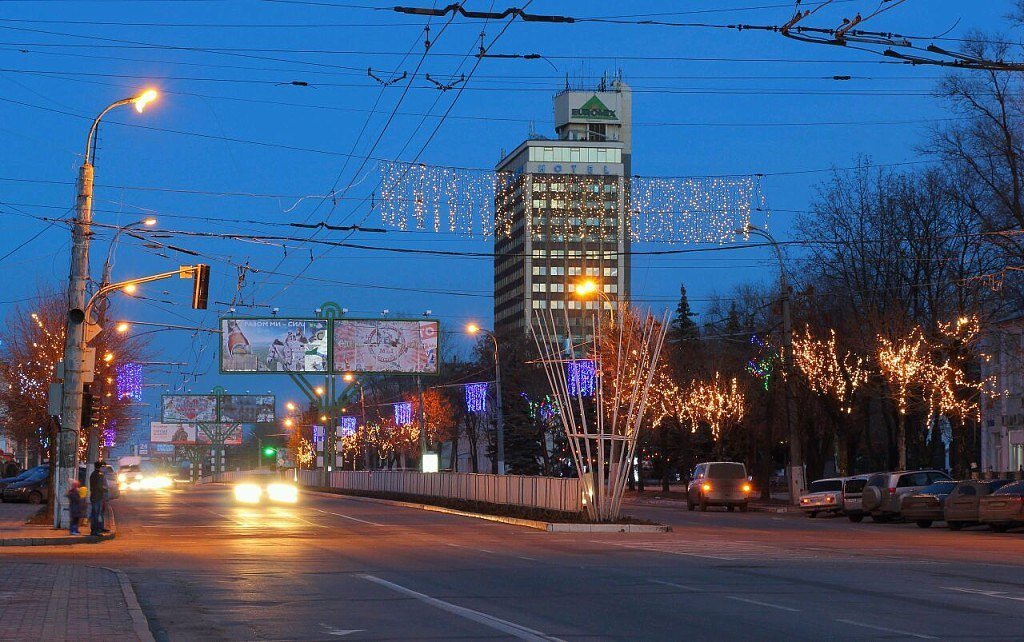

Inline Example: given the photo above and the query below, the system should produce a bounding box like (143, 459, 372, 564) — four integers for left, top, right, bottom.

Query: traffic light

(191, 263, 210, 309)
(263, 446, 276, 457)
(81, 388, 93, 429)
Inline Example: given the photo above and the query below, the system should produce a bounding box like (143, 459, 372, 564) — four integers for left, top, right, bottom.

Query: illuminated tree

(684, 373, 746, 451)
(0, 289, 148, 458)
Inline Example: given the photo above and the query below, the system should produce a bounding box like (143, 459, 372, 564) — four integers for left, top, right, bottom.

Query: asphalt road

(7, 484, 1024, 641)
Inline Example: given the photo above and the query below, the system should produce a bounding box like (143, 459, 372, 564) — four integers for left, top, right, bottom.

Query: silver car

(799, 477, 844, 517)
(842, 474, 873, 522)
(860, 470, 952, 522)
(686, 461, 753, 512)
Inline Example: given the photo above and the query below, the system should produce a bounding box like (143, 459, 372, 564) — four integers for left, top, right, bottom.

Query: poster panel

(161, 395, 217, 423)
(332, 319, 439, 374)
(197, 423, 243, 446)
(219, 394, 276, 423)
(150, 422, 244, 445)
(150, 422, 197, 444)
(221, 318, 329, 373)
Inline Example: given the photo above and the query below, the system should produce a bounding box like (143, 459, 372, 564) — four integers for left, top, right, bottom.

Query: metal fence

(201, 468, 583, 513)
(298, 469, 583, 513)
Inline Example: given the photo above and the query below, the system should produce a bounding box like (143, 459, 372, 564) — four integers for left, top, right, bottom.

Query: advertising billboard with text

(332, 319, 439, 374)
(150, 422, 243, 445)
(218, 394, 276, 423)
(161, 395, 217, 423)
(220, 318, 329, 373)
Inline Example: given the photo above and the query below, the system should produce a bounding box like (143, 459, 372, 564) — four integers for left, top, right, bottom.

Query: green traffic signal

(263, 446, 276, 456)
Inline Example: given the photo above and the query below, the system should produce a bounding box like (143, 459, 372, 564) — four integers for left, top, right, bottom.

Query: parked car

(799, 477, 845, 517)
(0, 465, 48, 498)
(686, 461, 752, 512)
(978, 481, 1024, 532)
(900, 480, 957, 528)
(860, 470, 953, 522)
(1, 467, 49, 504)
(944, 479, 1013, 531)
(842, 474, 873, 522)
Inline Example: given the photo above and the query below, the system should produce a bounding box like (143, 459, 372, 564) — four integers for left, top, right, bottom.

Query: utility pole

(736, 224, 804, 505)
(55, 89, 158, 529)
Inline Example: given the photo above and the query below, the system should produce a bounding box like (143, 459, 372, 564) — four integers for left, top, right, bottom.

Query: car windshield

(707, 463, 746, 479)
(120, 465, 141, 473)
(809, 480, 842, 492)
(844, 479, 866, 493)
(919, 481, 955, 494)
(992, 481, 1024, 496)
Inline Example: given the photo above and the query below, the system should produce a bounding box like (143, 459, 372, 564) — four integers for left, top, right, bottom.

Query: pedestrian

(88, 460, 106, 536)
(99, 461, 113, 534)
(66, 479, 83, 535)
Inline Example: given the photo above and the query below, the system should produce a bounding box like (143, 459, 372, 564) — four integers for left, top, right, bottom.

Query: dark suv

(860, 470, 952, 522)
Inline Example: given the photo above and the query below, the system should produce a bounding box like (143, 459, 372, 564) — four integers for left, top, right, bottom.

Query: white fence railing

(293, 469, 582, 513)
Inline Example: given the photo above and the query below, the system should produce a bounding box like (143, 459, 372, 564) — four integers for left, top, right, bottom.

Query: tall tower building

(494, 78, 632, 342)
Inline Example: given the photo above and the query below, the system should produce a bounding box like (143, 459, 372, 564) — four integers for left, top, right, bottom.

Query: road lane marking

(650, 580, 699, 592)
(943, 587, 1024, 602)
(517, 556, 539, 561)
(835, 619, 937, 639)
(725, 596, 801, 612)
(359, 574, 564, 641)
(309, 507, 383, 526)
(319, 624, 364, 637)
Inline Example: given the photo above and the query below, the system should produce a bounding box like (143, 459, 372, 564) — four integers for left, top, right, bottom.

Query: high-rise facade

(494, 80, 632, 341)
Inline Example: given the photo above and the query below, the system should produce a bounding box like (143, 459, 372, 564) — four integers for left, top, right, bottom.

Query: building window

(532, 266, 547, 276)
(585, 267, 600, 276)
(532, 300, 547, 309)
(604, 284, 617, 293)
(603, 267, 618, 277)
(551, 300, 565, 310)
(551, 267, 565, 276)
(568, 267, 582, 276)
(532, 283, 547, 292)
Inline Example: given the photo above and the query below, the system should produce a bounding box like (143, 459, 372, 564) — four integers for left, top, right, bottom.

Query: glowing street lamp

(465, 322, 505, 474)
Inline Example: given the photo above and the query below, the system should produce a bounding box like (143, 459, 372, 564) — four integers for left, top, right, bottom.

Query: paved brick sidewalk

(0, 563, 152, 641)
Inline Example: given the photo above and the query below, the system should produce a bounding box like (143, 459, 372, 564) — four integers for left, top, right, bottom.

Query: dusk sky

(0, 0, 1014, 427)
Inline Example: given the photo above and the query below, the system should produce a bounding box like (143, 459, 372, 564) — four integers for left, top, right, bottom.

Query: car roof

(810, 477, 845, 483)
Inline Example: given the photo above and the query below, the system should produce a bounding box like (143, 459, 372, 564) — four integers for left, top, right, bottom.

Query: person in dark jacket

(66, 479, 83, 535)
(88, 461, 105, 536)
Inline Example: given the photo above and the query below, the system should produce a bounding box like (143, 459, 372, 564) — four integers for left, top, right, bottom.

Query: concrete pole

(417, 376, 427, 468)
(54, 161, 94, 529)
(487, 331, 506, 475)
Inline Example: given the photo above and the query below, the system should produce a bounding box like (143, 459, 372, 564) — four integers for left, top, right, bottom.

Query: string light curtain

(115, 362, 143, 401)
(377, 160, 763, 244)
(566, 359, 596, 397)
(338, 415, 358, 437)
(394, 401, 413, 426)
(465, 382, 489, 413)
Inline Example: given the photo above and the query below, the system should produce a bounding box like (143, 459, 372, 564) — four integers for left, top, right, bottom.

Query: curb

(627, 498, 800, 514)
(0, 506, 119, 546)
(101, 566, 156, 642)
(307, 489, 672, 533)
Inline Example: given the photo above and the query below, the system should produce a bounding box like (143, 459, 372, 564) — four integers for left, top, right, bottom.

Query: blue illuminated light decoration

(103, 421, 116, 448)
(465, 382, 488, 413)
(115, 362, 143, 401)
(522, 393, 559, 421)
(745, 334, 776, 391)
(339, 416, 357, 437)
(394, 402, 413, 426)
(312, 425, 325, 446)
(566, 359, 596, 397)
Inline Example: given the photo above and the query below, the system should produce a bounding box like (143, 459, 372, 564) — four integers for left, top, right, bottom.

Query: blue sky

(0, 1, 1015, 430)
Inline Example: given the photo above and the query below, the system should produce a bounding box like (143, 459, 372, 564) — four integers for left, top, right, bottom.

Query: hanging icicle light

(566, 359, 597, 397)
(394, 402, 413, 426)
(338, 415, 358, 437)
(465, 382, 489, 413)
(115, 362, 143, 401)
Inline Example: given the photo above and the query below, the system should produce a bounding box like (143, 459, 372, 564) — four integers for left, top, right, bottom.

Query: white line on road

(649, 580, 699, 592)
(359, 574, 564, 642)
(309, 508, 383, 527)
(517, 556, 539, 561)
(725, 596, 801, 612)
(835, 618, 937, 639)
(943, 586, 1024, 603)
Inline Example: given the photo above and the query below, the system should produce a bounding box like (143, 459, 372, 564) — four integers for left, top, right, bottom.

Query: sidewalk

(0, 503, 115, 546)
(0, 562, 153, 641)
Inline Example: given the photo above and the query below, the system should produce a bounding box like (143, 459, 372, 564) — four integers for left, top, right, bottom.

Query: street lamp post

(467, 324, 504, 475)
(736, 223, 804, 505)
(87, 218, 157, 464)
(55, 89, 158, 529)
(343, 374, 368, 470)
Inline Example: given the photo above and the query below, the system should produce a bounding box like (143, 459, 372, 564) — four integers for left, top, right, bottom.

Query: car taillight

(742, 483, 752, 493)
(888, 487, 897, 496)
(702, 483, 712, 492)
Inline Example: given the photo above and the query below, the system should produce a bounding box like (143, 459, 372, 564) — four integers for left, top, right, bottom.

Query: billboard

(221, 318, 329, 373)
(332, 319, 439, 374)
(150, 422, 243, 445)
(162, 395, 217, 423)
(218, 394, 275, 423)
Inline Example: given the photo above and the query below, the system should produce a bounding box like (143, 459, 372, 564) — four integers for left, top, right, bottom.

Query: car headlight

(701, 482, 712, 492)
(234, 483, 262, 504)
(742, 483, 752, 493)
(118, 473, 127, 483)
(267, 483, 298, 504)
